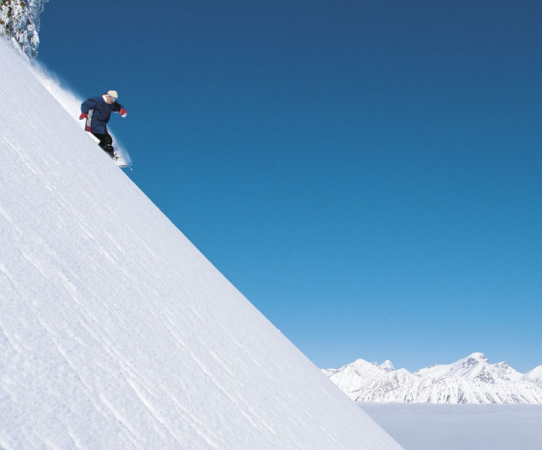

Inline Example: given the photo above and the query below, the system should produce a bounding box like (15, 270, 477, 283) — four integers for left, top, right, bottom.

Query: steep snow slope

(0, 40, 402, 450)
(325, 353, 542, 404)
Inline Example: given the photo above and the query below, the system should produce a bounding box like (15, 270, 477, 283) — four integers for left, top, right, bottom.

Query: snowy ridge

(324, 352, 542, 404)
(0, 0, 48, 57)
(0, 40, 402, 449)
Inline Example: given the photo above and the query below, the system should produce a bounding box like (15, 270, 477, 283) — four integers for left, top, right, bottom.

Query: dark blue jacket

(81, 95, 124, 134)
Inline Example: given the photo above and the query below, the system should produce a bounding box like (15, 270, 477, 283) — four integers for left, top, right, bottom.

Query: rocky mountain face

(1, 0, 48, 57)
(323, 353, 542, 404)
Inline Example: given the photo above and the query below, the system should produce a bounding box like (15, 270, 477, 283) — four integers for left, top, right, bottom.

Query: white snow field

(361, 403, 542, 450)
(0, 40, 403, 450)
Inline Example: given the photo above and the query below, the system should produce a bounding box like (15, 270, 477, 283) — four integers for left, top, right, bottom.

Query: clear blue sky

(38, 0, 542, 372)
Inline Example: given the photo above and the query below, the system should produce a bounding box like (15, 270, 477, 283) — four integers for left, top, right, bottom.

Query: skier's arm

(113, 102, 127, 118)
(81, 98, 97, 114)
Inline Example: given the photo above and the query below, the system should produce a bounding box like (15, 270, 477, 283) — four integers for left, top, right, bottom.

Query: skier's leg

(100, 133, 115, 157)
(91, 132, 115, 157)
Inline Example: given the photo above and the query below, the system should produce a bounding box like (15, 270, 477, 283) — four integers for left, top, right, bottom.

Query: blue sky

(37, 0, 542, 372)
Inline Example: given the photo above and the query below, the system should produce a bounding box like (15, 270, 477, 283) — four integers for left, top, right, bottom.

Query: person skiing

(79, 90, 127, 159)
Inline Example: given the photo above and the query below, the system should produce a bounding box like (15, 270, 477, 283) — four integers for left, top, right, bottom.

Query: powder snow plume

(28, 61, 131, 165)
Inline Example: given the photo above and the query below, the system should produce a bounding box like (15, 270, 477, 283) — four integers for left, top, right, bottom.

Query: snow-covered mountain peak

(342, 359, 399, 378)
(415, 352, 514, 382)
(525, 366, 542, 384)
(343, 359, 382, 379)
(379, 360, 396, 372)
(466, 352, 489, 364)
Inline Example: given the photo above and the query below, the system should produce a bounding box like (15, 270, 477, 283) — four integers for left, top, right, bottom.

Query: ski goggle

(108, 94, 117, 102)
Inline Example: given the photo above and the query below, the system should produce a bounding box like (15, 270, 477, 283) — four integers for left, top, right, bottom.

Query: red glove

(79, 113, 88, 120)
(120, 108, 127, 118)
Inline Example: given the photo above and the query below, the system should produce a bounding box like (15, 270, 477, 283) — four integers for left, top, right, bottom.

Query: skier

(79, 90, 127, 159)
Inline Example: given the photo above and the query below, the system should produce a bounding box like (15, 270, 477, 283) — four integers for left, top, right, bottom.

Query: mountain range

(323, 352, 542, 404)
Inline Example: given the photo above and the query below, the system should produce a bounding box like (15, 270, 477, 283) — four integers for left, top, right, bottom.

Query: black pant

(91, 131, 115, 157)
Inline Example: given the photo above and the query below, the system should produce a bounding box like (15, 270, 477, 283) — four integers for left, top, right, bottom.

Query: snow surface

(0, 39, 402, 450)
(325, 352, 542, 404)
(361, 403, 542, 450)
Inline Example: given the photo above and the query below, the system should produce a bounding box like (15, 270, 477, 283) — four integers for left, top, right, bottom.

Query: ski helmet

(107, 90, 118, 100)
